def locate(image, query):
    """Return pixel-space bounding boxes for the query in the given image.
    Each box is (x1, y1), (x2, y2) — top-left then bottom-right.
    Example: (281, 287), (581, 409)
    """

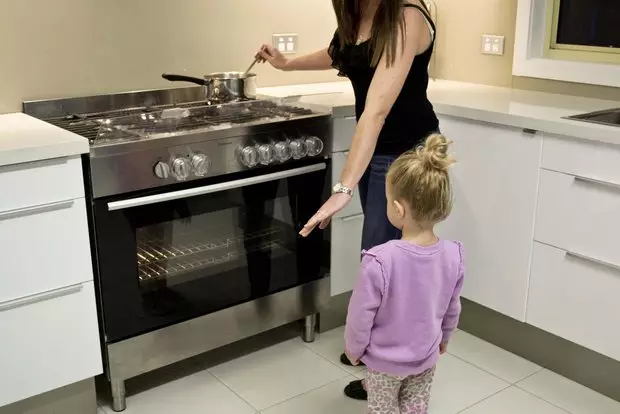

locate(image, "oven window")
(94, 164), (329, 342)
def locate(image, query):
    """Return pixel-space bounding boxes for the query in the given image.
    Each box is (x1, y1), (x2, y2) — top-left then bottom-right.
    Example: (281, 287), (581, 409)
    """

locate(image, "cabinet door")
(0, 282), (102, 407)
(330, 213), (364, 296)
(528, 242), (620, 361)
(333, 116), (356, 153)
(436, 116), (542, 321)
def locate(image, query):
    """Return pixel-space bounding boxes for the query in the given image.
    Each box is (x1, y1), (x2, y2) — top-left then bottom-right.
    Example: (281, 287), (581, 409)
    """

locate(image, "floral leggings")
(366, 367), (436, 414)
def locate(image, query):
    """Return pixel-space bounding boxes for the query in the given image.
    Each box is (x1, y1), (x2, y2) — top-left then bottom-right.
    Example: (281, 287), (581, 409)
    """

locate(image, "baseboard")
(0, 379), (97, 414)
(459, 298), (620, 402)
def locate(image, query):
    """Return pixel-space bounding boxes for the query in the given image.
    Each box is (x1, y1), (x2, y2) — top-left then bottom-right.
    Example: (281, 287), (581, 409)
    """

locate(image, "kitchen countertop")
(259, 79), (620, 145)
(0, 113), (89, 167)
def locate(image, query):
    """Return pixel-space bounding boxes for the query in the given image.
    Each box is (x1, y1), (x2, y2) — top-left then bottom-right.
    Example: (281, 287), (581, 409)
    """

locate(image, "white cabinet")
(0, 198), (93, 304)
(0, 156), (83, 213)
(0, 156), (102, 408)
(0, 282), (102, 407)
(330, 213), (364, 296)
(332, 116), (356, 153)
(527, 242), (620, 361)
(436, 115), (542, 321)
(535, 168), (620, 267)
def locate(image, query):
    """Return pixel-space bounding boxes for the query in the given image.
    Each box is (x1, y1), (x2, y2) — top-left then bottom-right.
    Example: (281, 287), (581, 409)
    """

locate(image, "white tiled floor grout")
(514, 386), (573, 414)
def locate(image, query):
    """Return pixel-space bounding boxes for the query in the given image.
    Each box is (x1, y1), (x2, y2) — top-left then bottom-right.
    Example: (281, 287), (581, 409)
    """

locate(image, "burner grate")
(44, 99), (317, 144)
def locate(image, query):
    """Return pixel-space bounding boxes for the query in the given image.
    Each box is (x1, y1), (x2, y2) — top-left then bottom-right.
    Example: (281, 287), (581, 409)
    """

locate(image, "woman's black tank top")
(328, 3), (439, 155)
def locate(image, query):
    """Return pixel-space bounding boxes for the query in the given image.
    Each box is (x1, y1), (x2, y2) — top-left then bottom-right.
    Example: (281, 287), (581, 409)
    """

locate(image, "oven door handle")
(107, 163), (327, 211)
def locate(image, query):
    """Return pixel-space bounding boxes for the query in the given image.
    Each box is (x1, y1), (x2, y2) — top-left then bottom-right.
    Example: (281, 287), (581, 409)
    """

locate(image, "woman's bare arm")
(257, 45), (332, 71)
(284, 48), (333, 71)
(339, 8), (430, 189)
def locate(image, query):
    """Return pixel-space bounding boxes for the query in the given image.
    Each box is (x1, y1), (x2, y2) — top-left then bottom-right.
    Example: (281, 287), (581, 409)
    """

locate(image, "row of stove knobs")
(240, 136), (324, 167)
(154, 153), (211, 181)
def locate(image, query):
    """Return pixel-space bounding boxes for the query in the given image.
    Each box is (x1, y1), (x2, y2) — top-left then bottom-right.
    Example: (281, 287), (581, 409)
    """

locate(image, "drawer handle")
(573, 175), (620, 192)
(566, 251), (620, 273)
(0, 200), (74, 221)
(0, 283), (83, 312)
(342, 213), (364, 222)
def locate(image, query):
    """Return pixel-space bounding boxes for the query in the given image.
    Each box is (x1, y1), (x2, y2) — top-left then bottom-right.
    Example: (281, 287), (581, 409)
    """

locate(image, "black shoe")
(340, 352), (366, 367)
(344, 379), (367, 400)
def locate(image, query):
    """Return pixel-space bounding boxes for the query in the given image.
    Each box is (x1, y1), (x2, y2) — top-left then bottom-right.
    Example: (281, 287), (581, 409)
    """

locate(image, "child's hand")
(345, 350), (360, 365)
(439, 342), (448, 354)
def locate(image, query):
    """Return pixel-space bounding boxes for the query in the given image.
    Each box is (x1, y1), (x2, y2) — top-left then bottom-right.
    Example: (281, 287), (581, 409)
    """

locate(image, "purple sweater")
(345, 239), (465, 376)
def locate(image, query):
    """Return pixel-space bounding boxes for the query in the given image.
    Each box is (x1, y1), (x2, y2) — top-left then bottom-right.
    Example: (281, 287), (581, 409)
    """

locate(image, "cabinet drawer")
(542, 134), (620, 186)
(527, 242), (620, 361)
(0, 198), (93, 304)
(330, 213), (363, 296)
(0, 156), (84, 213)
(0, 281), (102, 407)
(333, 116), (356, 153)
(535, 169), (620, 265)
(332, 151), (363, 218)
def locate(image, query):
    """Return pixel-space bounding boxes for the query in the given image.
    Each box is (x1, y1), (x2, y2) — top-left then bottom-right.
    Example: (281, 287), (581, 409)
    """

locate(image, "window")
(545, 0), (620, 64)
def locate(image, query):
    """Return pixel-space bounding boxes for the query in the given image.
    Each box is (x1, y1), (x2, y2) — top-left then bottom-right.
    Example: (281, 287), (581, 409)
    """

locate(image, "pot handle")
(162, 73), (208, 86)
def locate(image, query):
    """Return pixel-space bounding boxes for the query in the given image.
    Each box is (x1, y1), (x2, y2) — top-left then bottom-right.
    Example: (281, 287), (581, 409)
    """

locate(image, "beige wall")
(433, 0), (620, 101)
(0, 0), (618, 114)
(0, 0), (339, 114)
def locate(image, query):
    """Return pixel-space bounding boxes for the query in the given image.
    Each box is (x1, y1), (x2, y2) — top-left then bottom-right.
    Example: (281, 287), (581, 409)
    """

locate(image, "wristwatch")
(333, 182), (353, 197)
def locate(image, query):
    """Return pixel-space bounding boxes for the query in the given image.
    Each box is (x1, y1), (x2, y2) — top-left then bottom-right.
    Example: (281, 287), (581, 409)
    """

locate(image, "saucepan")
(162, 72), (257, 103)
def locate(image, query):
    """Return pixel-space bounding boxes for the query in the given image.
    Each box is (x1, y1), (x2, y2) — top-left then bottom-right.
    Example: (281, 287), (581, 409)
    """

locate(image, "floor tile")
(448, 331), (542, 383)
(209, 338), (349, 410)
(302, 326), (365, 374)
(429, 354), (509, 414)
(460, 386), (568, 414)
(100, 370), (255, 414)
(261, 377), (366, 414)
(518, 369), (620, 414)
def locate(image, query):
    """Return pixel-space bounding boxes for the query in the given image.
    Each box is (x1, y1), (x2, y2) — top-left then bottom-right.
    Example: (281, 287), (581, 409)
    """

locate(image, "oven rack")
(137, 240), (282, 282)
(136, 227), (282, 266)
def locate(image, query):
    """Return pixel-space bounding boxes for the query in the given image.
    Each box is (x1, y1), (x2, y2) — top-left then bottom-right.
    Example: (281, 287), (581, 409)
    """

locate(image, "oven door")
(93, 160), (330, 343)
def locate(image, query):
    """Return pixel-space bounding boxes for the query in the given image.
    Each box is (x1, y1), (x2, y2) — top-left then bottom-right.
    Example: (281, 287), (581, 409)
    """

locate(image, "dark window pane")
(556, 0), (620, 48)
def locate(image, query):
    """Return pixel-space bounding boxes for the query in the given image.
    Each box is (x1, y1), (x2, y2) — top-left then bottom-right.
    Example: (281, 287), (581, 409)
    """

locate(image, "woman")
(257, 0), (438, 401)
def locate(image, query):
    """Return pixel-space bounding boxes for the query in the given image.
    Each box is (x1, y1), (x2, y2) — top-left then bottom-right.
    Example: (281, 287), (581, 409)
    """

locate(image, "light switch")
(481, 35), (505, 56)
(273, 33), (298, 55)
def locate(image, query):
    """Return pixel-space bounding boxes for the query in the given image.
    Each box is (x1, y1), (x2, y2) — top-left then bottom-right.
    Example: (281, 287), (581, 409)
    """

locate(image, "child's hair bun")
(417, 133), (455, 172)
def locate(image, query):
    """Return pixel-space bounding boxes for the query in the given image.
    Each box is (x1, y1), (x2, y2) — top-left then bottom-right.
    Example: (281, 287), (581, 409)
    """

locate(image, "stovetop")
(24, 86), (332, 198)
(44, 99), (316, 146)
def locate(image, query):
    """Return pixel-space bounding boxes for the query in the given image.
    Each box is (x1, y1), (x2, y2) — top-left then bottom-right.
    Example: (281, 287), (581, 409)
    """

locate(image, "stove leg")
(302, 313), (317, 343)
(110, 379), (126, 412)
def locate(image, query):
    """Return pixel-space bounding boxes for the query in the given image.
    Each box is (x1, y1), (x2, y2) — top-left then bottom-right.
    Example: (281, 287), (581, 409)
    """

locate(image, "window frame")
(544, 0), (620, 65)
(513, 0), (620, 88)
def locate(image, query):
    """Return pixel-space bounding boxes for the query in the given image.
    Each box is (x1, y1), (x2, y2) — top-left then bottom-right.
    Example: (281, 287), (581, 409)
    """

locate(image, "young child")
(344, 133), (464, 413)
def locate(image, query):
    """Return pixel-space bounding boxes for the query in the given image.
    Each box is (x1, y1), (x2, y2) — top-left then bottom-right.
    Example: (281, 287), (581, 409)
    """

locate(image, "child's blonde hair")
(387, 133), (455, 224)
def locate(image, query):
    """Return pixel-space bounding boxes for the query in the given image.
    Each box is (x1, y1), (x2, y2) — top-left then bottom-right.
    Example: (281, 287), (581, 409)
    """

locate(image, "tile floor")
(98, 327), (620, 414)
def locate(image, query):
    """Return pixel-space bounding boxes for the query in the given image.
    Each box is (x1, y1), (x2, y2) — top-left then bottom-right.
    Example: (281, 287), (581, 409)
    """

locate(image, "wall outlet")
(481, 35), (505, 56)
(272, 33), (298, 55)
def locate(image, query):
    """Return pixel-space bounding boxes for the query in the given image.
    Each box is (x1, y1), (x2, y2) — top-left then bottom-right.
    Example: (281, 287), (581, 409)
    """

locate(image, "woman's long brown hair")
(332, 0), (427, 67)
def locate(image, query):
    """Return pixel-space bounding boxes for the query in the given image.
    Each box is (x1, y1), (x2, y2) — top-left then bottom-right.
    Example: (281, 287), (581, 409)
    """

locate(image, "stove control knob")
(171, 157), (192, 181)
(274, 141), (292, 162)
(153, 161), (171, 179)
(240, 146), (259, 168)
(257, 144), (275, 165)
(191, 153), (211, 177)
(289, 139), (308, 159)
(304, 136), (324, 157)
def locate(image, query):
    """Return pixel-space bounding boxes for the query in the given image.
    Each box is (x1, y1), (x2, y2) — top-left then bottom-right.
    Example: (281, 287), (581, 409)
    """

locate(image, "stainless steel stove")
(24, 87), (332, 412)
